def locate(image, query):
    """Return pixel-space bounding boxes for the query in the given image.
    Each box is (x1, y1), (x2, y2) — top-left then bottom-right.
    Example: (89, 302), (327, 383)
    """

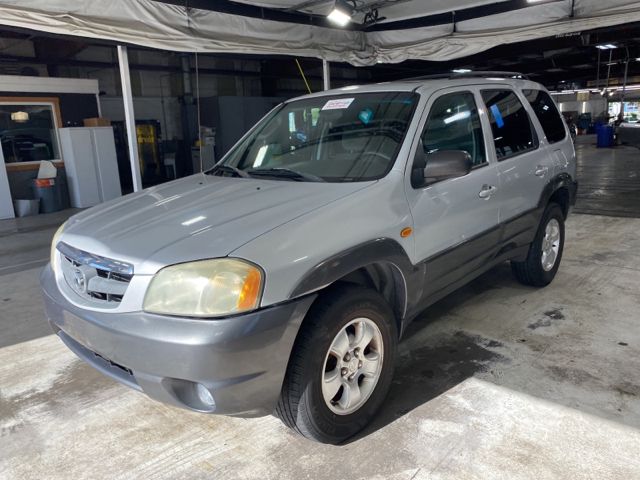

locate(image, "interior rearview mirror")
(412, 149), (473, 187)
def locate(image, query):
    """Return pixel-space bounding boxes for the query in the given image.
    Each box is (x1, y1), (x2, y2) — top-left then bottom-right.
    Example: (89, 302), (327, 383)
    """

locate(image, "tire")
(511, 203), (565, 287)
(276, 285), (397, 444)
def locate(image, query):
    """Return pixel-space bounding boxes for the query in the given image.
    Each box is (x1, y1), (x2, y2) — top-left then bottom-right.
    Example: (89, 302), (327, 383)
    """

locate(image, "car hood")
(61, 174), (373, 274)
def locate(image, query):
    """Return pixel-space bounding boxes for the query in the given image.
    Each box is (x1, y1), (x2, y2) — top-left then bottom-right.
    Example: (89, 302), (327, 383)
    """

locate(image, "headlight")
(143, 259), (263, 317)
(50, 221), (67, 270)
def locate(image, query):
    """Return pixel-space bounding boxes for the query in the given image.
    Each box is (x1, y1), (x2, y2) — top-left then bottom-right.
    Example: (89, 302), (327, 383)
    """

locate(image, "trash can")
(13, 199), (40, 217)
(32, 178), (63, 213)
(596, 125), (615, 148)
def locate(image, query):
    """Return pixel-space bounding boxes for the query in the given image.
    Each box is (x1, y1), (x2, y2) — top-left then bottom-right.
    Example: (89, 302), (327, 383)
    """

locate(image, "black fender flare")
(538, 172), (578, 211)
(289, 238), (418, 321)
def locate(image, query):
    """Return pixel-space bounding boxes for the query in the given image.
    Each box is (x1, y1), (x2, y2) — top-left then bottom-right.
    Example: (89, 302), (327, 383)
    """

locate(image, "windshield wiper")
(247, 168), (325, 182)
(207, 164), (250, 178)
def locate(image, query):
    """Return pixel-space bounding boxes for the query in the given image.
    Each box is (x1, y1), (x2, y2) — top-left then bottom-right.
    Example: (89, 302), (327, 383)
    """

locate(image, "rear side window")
(523, 89), (566, 143)
(420, 91), (486, 167)
(481, 89), (538, 160)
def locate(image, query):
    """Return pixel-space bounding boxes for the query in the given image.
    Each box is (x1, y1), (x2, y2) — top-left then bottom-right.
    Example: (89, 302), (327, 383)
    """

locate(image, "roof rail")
(404, 71), (530, 81)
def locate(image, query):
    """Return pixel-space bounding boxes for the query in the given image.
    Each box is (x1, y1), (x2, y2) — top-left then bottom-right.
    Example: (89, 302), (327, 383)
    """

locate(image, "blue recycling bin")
(596, 125), (614, 148)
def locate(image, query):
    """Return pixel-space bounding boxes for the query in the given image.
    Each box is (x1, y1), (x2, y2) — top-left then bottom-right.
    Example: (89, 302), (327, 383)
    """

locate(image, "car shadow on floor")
(344, 263), (541, 444)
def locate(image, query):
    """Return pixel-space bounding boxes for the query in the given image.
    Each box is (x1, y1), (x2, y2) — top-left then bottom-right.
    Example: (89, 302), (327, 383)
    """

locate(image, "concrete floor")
(2, 147), (640, 479)
(573, 135), (640, 218)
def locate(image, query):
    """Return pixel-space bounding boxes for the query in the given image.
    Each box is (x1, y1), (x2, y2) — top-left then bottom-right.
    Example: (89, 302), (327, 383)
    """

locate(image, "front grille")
(57, 242), (133, 306)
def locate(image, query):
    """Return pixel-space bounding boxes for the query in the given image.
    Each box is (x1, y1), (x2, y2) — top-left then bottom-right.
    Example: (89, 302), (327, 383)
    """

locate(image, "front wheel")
(511, 203), (565, 287)
(276, 285), (397, 444)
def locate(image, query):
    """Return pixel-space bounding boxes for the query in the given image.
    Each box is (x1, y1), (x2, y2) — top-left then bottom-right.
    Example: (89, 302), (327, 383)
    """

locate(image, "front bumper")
(41, 265), (316, 417)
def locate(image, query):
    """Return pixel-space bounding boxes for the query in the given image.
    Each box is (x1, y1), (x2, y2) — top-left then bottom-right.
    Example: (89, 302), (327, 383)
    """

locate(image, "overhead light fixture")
(452, 68), (472, 74)
(327, 0), (354, 27)
(595, 44), (617, 50)
(10, 111), (29, 123)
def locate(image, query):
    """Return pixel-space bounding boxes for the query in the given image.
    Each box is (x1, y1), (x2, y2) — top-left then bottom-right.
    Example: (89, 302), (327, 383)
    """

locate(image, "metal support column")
(620, 57), (630, 121)
(95, 93), (102, 117)
(322, 60), (330, 91)
(117, 45), (143, 193)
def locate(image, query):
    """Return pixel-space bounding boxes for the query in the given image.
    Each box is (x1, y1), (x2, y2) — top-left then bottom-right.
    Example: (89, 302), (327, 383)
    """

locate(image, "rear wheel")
(511, 203), (565, 287)
(276, 285), (397, 444)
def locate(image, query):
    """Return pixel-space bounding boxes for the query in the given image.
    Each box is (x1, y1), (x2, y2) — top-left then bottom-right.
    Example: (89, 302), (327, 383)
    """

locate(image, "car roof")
(287, 74), (546, 102)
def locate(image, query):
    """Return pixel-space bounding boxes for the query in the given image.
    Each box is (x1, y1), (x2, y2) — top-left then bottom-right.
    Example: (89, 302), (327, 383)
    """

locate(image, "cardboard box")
(83, 117), (111, 127)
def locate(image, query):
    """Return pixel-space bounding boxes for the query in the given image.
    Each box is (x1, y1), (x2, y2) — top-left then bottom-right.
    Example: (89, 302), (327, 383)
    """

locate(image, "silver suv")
(42, 73), (577, 443)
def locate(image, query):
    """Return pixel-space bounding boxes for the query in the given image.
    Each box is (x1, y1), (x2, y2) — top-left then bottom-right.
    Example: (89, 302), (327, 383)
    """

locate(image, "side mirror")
(412, 149), (473, 187)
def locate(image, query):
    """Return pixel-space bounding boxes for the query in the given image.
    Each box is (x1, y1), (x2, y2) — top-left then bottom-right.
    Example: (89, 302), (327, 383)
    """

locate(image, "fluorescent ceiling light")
(452, 68), (472, 73)
(596, 44), (617, 50)
(327, 0), (353, 27)
(548, 83), (640, 95)
(10, 111), (29, 123)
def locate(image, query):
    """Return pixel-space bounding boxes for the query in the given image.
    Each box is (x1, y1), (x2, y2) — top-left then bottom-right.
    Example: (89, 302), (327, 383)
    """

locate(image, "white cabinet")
(0, 146), (15, 219)
(59, 127), (121, 208)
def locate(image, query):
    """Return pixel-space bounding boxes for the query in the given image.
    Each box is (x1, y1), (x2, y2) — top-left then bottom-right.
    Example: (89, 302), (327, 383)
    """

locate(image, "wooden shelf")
(5, 161), (64, 172)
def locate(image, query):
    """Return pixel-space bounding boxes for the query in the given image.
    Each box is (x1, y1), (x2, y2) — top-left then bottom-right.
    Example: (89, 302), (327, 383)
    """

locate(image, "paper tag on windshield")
(322, 98), (354, 110)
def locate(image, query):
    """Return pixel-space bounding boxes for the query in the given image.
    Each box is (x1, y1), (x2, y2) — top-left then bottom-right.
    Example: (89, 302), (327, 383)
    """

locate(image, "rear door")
(522, 88), (574, 178)
(405, 87), (501, 298)
(480, 88), (554, 224)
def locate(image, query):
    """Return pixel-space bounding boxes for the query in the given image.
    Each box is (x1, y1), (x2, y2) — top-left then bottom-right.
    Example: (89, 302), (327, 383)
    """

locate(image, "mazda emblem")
(72, 268), (87, 293)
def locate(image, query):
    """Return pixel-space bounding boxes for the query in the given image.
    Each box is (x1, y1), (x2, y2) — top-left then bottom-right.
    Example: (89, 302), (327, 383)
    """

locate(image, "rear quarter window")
(523, 89), (566, 144)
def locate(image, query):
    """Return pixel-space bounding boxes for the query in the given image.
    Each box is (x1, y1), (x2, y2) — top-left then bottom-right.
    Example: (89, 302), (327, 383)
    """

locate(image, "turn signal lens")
(238, 267), (262, 311)
(400, 227), (413, 238)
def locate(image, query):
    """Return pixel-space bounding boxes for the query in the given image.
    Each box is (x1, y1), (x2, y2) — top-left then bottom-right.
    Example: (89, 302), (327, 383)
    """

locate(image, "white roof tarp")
(1, 0), (640, 65)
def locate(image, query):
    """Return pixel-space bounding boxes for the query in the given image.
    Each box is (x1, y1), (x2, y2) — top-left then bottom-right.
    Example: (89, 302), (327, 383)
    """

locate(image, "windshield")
(218, 91), (418, 182)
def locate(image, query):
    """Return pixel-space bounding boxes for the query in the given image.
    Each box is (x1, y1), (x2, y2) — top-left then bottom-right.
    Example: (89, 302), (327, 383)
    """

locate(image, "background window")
(420, 91), (486, 167)
(482, 90), (537, 160)
(0, 103), (60, 163)
(523, 89), (566, 143)
(609, 101), (640, 123)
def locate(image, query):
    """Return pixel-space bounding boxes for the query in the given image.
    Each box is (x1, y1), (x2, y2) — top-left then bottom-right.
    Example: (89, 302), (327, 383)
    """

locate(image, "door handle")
(478, 184), (497, 199)
(535, 165), (549, 177)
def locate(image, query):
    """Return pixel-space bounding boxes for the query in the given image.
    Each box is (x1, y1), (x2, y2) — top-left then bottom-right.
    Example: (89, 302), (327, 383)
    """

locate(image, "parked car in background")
(42, 73), (577, 444)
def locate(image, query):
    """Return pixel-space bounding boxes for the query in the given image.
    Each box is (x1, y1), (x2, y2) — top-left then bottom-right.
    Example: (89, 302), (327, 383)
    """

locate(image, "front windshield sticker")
(358, 108), (373, 125)
(322, 98), (355, 110)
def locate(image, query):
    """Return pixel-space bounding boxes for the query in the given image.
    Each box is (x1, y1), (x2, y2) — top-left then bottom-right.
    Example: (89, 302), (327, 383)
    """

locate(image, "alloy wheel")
(321, 317), (384, 415)
(541, 218), (561, 271)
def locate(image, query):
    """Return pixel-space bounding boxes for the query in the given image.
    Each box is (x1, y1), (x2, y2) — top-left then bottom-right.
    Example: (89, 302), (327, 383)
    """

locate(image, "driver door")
(405, 87), (501, 298)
